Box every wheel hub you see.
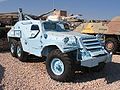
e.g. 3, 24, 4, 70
17, 46, 21, 57
10, 44, 14, 53
51, 58, 64, 76
106, 42, 114, 50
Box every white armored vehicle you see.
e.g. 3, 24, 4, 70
7, 9, 112, 81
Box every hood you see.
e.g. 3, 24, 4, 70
45, 31, 95, 39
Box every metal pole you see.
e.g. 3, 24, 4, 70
53, 0, 55, 9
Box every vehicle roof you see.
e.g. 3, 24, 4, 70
18, 20, 66, 25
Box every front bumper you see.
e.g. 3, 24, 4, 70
80, 53, 112, 67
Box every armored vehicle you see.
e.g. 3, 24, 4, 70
7, 9, 112, 81
75, 17, 120, 53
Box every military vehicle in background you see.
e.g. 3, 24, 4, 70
74, 17, 120, 53
0, 12, 18, 51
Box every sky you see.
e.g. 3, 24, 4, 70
0, 0, 120, 20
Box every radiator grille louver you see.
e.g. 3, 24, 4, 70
81, 37, 106, 57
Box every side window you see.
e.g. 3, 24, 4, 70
31, 25, 39, 30
29, 25, 40, 38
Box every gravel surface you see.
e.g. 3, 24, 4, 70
0, 52, 120, 90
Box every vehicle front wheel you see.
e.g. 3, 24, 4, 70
105, 38, 118, 53
46, 49, 75, 82
16, 41, 28, 62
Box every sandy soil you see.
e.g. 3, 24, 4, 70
0, 52, 120, 90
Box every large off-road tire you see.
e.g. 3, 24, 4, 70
16, 41, 28, 62
105, 37, 118, 53
9, 39, 17, 57
46, 49, 75, 82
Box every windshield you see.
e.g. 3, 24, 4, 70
43, 22, 70, 32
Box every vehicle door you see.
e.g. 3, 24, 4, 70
27, 24, 43, 56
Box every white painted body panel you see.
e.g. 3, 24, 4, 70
7, 20, 112, 67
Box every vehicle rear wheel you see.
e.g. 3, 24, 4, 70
16, 41, 28, 62
105, 38, 118, 53
10, 40, 17, 57
46, 49, 75, 82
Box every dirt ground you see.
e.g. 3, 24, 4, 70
0, 52, 120, 90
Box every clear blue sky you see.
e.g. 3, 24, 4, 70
0, 0, 120, 20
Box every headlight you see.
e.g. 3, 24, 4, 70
63, 36, 77, 46
63, 37, 69, 44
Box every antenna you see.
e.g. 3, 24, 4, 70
18, 8, 24, 21
52, 0, 55, 9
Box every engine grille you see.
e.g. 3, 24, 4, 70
81, 37, 106, 57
